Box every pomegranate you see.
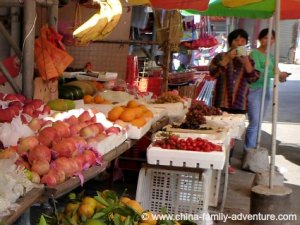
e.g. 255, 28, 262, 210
28, 145, 51, 163
17, 136, 39, 154
31, 159, 50, 176
38, 127, 58, 147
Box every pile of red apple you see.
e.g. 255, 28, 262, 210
0, 110, 122, 186
152, 135, 222, 152
0, 93, 51, 123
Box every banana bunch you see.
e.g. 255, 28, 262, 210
73, 0, 122, 44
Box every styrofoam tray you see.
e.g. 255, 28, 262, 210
148, 107, 168, 125
152, 131, 231, 151
147, 135, 226, 170
127, 120, 151, 139
91, 130, 127, 155
146, 102, 186, 123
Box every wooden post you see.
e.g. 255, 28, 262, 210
23, 0, 36, 98
162, 11, 173, 93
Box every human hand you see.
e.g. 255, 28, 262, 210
226, 48, 238, 60
279, 72, 289, 82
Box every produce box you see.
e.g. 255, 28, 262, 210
146, 102, 186, 123
148, 107, 168, 125
205, 113, 246, 139
136, 166, 213, 225
90, 129, 127, 155
147, 132, 226, 170
127, 120, 151, 139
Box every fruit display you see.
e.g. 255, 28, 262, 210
41, 189, 183, 225
83, 95, 112, 104
152, 134, 222, 152
59, 85, 84, 100
178, 101, 222, 130
47, 99, 76, 111
153, 91, 183, 104
73, 0, 122, 43
0, 109, 129, 186
107, 100, 153, 128
63, 80, 101, 96
0, 93, 51, 123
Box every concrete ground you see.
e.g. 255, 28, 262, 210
221, 63, 300, 225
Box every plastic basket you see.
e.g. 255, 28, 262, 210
136, 166, 212, 224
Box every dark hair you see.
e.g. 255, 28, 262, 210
227, 29, 248, 47
258, 28, 275, 40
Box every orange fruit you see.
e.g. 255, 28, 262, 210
127, 100, 139, 108
120, 196, 131, 204
125, 200, 143, 214
94, 95, 104, 104
138, 105, 148, 113
130, 117, 146, 128
65, 202, 80, 216
93, 81, 103, 91
134, 107, 144, 118
81, 197, 98, 210
78, 203, 94, 218
108, 106, 124, 122
120, 108, 136, 122
84, 95, 94, 104
143, 110, 154, 118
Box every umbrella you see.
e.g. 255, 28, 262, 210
182, 0, 300, 20
127, 0, 210, 11
181, 0, 275, 18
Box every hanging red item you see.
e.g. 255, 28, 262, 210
150, 0, 209, 11
0, 55, 20, 85
281, 0, 300, 20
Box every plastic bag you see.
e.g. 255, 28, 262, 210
34, 25, 73, 80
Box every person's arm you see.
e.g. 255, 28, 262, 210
209, 51, 236, 78
243, 55, 260, 83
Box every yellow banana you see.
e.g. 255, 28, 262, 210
93, 0, 122, 41
73, 1, 111, 43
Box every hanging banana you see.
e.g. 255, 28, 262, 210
73, 0, 123, 43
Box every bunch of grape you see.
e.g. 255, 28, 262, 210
154, 92, 182, 103
190, 101, 222, 116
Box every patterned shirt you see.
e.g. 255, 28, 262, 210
209, 52, 260, 111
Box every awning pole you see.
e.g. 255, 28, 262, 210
270, 0, 281, 189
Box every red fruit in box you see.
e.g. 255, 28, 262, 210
38, 127, 58, 147
78, 111, 92, 122
28, 145, 51, 163
105, 126, 120, 135
31, 159, 50, 176
52, 121, 70, 138
4, 93, 18, 101
54, 157, 79, 178
8, 101, 23, 109
17, 136, 39, 154
69, 122, 87, 136
41, 172, 58, 186
82, 150, 97, 167
67, 136, 88, 150
28, 118, 43, 132
64, 115, 79, 125
52, 139, 78, 158
22, 104, 35, 117
0, 108, 14, 123
14, 94, 26, 103
42, 105, 51, 115
79, 124, 99, 138
31, 99, 44, 109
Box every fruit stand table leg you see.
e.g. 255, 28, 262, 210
220, 142, 230, 212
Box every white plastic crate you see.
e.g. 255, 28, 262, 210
136, 166, 213, 225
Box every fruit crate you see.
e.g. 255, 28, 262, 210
168, 71, 195, 85
136, 165, 213, 225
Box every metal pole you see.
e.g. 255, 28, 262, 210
0, 21, 22, 59
270, 0, 281, 189
48, 0, 58, 30
256, 17, 274, 149
22, 0, 36, 98
0, 61, 21, 93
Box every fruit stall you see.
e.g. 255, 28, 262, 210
0, 88, 247, 225
0, 1, 248, 225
